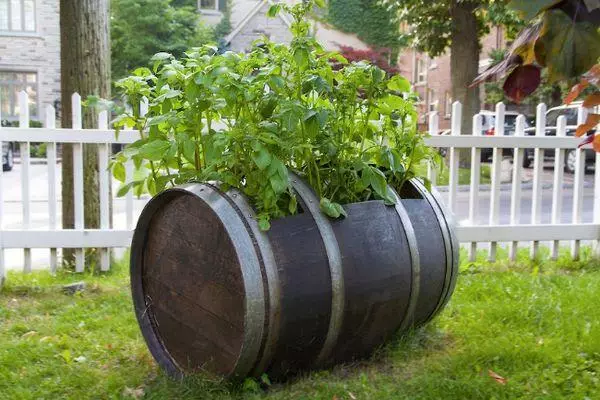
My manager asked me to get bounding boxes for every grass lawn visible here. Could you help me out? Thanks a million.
[1,248,599,399]
[415,163,492,186]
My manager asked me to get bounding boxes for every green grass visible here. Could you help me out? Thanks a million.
[1,249,600,399]
[416,164,492,186]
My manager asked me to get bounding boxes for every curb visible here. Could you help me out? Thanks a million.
[14,157,62,165]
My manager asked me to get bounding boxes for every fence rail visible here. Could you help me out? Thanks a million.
[0,92,599,278]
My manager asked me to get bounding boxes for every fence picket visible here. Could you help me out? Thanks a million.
[468,114,483,261]
[428,112,439,186]
[551,116,567,260]
[530,103,547,259]
[448,102,461,213]
[0,95,597,278]
[98,110,111,271]
[488,103,505,262]
[18,91,32,272]
[571,106,588,260]
[595,150,600,257]
[45,105,58,273]
[0,94,4,281]
[509,115,526,261]
[72,93,85,272]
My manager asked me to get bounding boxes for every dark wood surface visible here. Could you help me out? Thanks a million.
[265,212,332,377]
[330,200,412,362]
[141,193,246,376]
[399,181,448,326]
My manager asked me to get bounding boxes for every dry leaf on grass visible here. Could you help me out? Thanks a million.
[488,369,508,385]
[122,386,145,399]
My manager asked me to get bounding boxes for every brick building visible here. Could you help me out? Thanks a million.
[398,27,506,130]
[0,0,60,122]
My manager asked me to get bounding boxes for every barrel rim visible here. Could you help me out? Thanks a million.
[183,183,266,378]
[387,184,421,331]
[130,184,266,379]
[289,172,344,367]
[214,186,282,377]
[424,183,460,313]
[409,179,459,322]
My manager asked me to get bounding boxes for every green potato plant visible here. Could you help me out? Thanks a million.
[111,0,438,230]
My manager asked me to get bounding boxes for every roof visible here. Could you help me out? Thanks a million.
[224,0,291,45]
[224,0,369,52]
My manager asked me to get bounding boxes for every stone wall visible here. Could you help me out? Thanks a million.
[0,0,61,121]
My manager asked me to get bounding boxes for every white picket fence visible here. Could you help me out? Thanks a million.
[0,92,599,278]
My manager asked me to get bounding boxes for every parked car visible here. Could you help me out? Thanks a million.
[2,141,14,171]
[523,102,597,174]
[480,110,531,162]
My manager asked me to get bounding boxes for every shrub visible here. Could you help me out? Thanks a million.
[337,45,400,75]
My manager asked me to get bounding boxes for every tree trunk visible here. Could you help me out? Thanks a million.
[60,0,110,268]
[450,0,480,166]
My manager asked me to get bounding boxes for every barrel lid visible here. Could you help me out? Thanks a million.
[130,185,265,379]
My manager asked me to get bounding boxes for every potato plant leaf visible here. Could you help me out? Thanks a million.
[113,162,126,183]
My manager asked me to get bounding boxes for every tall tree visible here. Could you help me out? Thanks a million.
[111,0,214,80]
[60,0,110,266]
[387,1,520,147]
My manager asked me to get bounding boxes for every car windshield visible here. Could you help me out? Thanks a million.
[546,108,579,127]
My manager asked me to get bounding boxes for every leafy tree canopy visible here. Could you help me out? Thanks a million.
[111,0,215,80]
[387,0,523,57]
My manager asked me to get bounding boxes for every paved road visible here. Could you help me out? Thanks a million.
[1,163,597,270]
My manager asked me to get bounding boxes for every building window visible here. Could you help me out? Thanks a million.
[0,0,36,32]
[415,58,427,84]
[428,89,437,113]
[444,91,452,117]
[0,71,38,119]
[199,0,219,11]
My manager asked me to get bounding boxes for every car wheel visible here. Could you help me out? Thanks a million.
[3,146,13,172]
[565,149,577,174]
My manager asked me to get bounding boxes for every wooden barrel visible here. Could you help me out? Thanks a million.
[130,175,458,380]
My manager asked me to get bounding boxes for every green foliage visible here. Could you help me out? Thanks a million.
[387,1,522,57]
[327,0,403,50]
[111,0,216,80]
[111,1,436,227]
[508,0,563,20]
[2,249,600,398]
